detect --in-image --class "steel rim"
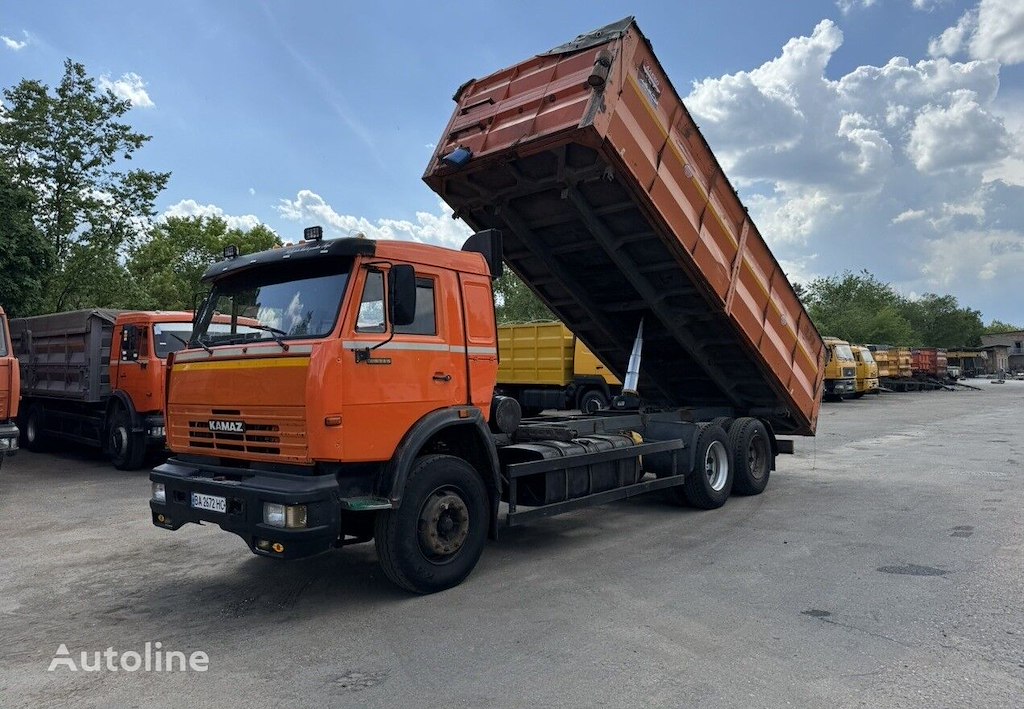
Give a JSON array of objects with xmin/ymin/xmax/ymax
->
[
  {"xmin": 747, "ymin": 433, "xmax": 768, "ymax": 479},
  {"xmin": 582, "ymin": 395, "xmax": 603, "ymax": 414},
  {"xmin": 705, "ymin": 440, "xmax": 729, "ymax": 491},
  {"xmin": 417, "ymin": 487, "xmax": 470, "ymax": 563},
  {"xmin": 110, "ymin": 426, "xmax": 128, "ymax": 457}
]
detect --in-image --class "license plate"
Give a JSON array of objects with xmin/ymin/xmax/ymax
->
[{"xmin": 191, "ymin": 492, "xmax": 226, "ymax": 513}]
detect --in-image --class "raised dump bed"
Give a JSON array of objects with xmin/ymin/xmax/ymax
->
[{"xmin": 424, "ymin": 17, "xmax": 824, "ymax": 434}]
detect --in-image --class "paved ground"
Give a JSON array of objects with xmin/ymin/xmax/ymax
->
[{"xmin": 1, "ymin": 381, "xmax": 1022, "ymax": 708}]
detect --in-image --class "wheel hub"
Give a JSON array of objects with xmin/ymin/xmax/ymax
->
[
  {"xmin": 705, "ymin": 440, "xmax": 729, "ymax": 492},
  {"xmin": 111, "ymin": 427, "xmax": 128, "ymax": 456},
  {"xmin": 418, "ymin": 490, "xmax": 470, "ymax": 558}
]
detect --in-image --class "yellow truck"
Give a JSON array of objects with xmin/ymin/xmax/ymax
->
[
  {"xmin": 869, "ymin": 345, "xmax": 891, "ymax": 379},
  {"xmin": 497, "ymin": 322, "xmax": 620, "ymax": 414},
  {"xmin": 822, "ymin": 337, "xmax": 856, "ymax": 401},
  {"xmin": 851, "ymin": 345, "xmax": 879, "ymax": 398}
]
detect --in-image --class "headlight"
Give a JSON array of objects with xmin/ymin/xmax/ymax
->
[
  {"xmin": 149, "ymin": 426, "xmax": 166, "ymax": 437},
  {"xmin": 152, "ymin": 482, "xmax": 166, "ymax": 504},
  {"xmin": 262, "ymin": 502, "xmax": 307, "ymax": 528},
  {"xmin": 0, "ymin": 437, "xmax": 14, "ymax": 451}
]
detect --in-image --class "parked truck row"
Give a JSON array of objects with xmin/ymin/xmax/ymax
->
[
  {"xmin": 7, "ymin": 310, "xmax": 200, "ymax": 469},
  {"xmin": 147, "ymin": 17, "xmax": 825, "ymax": 593}
]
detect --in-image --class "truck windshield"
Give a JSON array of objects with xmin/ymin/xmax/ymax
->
[
  {"xmin": 0, "ymin": 317, "xmax": 7, "ymax": 357},
  {"xmin": 193, "ymin": 262, "xmax": 351, "ymax": 347},
  {"xmin": 859, "ymin": 348, "xmax": 875, "ymax": 364},
  {"xmin": 834, "ymin": 344, "xmax": 855, "ymax": 361},
  {"xmin": 154, "ymin": 322, "xmax": 263, "ymax": 357}
]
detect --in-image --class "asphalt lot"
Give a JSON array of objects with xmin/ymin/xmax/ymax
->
[{"xmin": 1, "ymin": 381, "xmax": 1022, "ymax": 708}]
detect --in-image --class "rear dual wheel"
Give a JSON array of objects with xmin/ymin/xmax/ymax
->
[
  {"xmin": 728, "ymin": 417, "xmax": 771, "ymax": 496},
  {"xmin": 664, "ymin": 423, "xmax": 732, "ymax": 509}
]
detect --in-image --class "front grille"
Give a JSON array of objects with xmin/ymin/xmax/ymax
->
[
  {"xmin": 188, "ymin": 421, "xmax": 283, "ymax": 455},
  {"xmin": 170, "ymin": 404, "xmax": 308, "ymax": 462}
]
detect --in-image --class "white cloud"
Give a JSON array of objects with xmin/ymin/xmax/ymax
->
[
  {"xmin": 912, "ymin": 0, "xmax": 946, "ymax": 10},
  {"xmin": 276, "ymin": 190, "xmax": 472, "ymax": 248},
  {"xmin": 906, "ymin": 90, "xmax": 1009, "ymax": 172},
  {"xmin": 928, "ymin": 10, "xmax": 976, "ymax": 57},
  {"xmin": 836, "ymin": 0, "xmax": 876, "ymax": 15},
  {"xmin": 971, "ymin": 0, "xmax": 1024, "ymax": 64},
  {"xmin": 99, "ymin": 72, "xmax": 154, "ymax": 108},
  {"xmin": 162, "ymin": 199, "xmax": 264, "ymax": 231},
  {"xmin": 684, "ymin": 18, "xmax": 1024, "ymax": 320},
  {"xmin": 1, "ymin": 32, "xmax": 28, "ymax": 51},
  {"xmin": 930, "ymin": 0, "xmax": 1024, "ymax": 65},
  {"xmin": 248, "ymin": 187, "xmax": 256, "ymax": 196},
  {"xmin": 892, "ymin": 209, "xmax": 926, "ymax": 224}
]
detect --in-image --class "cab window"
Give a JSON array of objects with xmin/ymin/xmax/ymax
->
[
  {"xmin": 356, "ymin": 271, "xmax": 386, "ymax": 333},
  {"xmin": 395, "ymin": 279, "xmax": 436, "ymax": 336}
]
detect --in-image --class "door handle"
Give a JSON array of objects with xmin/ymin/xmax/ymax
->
[{"xmin": 432, "ymin": 373, "xmax": 452, "ymax": 382}]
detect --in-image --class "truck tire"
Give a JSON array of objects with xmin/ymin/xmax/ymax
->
[
  {"xmin": 711, "ymin": 416, "xmax": 734, "ymax": 433},
  {"xmin": 666, "ymin": 423, "xmax": 732, "ymax": 509},
  {"xmin": 374, "ymin": 454, "xmax": 489, "ymax": 594},
  {"xmin": 578, "ymin": 389, "xmax": 608, "ymax": 414},
  {"xmin": 728, "ymin": 417, "xmax": 771, "ymax": 496},
  {"xmin": 108, "ymin": 407, "xmax": 146, "ymax": 470},
  {"xmin": 22, "ymin": 403, "xmax": 47, "ymax": 452}
]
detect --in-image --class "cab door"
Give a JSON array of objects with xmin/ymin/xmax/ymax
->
[
  {"xmin": 113, "ymin": 322, "xmax": 155, "ymax": 413},
  {"xmin": 340, "ymin": 264, "xmax": 466, "ymax": 462}
]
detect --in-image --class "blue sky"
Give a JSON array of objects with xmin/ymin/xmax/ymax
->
[{"xmin": 2, "ymin": 0, "xmax": 1023, "ymax": 322}]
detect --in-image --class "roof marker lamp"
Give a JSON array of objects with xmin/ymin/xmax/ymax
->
[
  {"xmin": 223, "ymin": 244, "xmax": 239, "ymax": 260},
  {"xmin": 441, "ymin": 146, "xmax": 472, "ymax": 168},
  {"xmin": 303, "ymin": 225, "xmax": 324, "ymax": 242}
]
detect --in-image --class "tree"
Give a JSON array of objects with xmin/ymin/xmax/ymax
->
[
  {"xmin": 493, "ymin": 269, "xmax": 553, "ymax": 324},
  {"xmin": 0, "ymin": 59, "xmax": 170, "ymax": 310},
  {"xmin": 0, "ymin": 164, "xmax": 52, "ymax": 316},
  {"xmin": 803, "ymin": 270, "xmax": 915, "ymax": 344},
  {"xmin": 904, "ymin": 293, "xmax": 984, "ymax": 348},
  {"xmin": 983, "ymin": 319, "xmax": 1022, "ymax": 334},
  {"xmin": 129, "ymin": 217, "xmax": 281, "ymax": 310}
]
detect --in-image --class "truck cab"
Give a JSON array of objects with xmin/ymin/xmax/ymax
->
[
  {"xmin": 0, "ymin": 306, "xmax": 20, "ymax": 464},
  {"xmin": 850, "ymin": 345, "xmax": 879, "ymax": 398},
  {"xmin": 822, "ymin": 337, "xmax": 856, "ymax": 401},
  {"xmin": 12, "ymin": 310, "xmax": 198, "ymax": 469}
]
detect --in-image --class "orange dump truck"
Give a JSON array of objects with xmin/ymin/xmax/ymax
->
[
  {"xmin": 0, "ymin": 307, "xmax": 20, "ymax": 467},
  {"xmin": 10, "ymin": 310, "xmax": 200, "ymax": 469},
  {"xmin": 149, "ymin": 18, "xmax": 824, "ymax": 593}
]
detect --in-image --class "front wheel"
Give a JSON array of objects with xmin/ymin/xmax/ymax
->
[
  {"xmin": 374, "ymin": 454, "xmax": 489, "ymax": 594},
  {"xmin": 578, "ymin": 389, "xmax": 608, "ymax": 414},
  {"xmin": 21, "ymin": 403, "xmax": 47, "ymax": 452},
  {"xmin": 108, "ymin": 407, "xmax": 146, "ymax": 470}
]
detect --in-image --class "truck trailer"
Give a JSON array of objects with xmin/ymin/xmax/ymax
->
[
  {"xmin": 0, "ymin": 307, "xmax": 19, "ymax": 468},
  {"xmin": 149, "ymin": 17, "xmax": 825, "ymax": 594},
  {"xmin": 497, "ymin": 321, "xmax": 621, "ymax": 414},
  {"xmin": 10, "ymin": 309, "xmax": 199, "ymax": 469}
]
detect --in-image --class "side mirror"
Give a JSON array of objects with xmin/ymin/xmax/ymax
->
[
  {"xmin": 462, "ymin": 229, "xmax": 503, "ymax": 280},
  {"xmin": 388, "ymin": 264, "xmax": 417, "ymax": 327}
]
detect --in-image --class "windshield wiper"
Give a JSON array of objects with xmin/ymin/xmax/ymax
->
[
  {"xmin": 168, "ymin": 332, "xmax": 212, "ymax": 354},
  {"xmin": 248, "ymin": 324, "xmax": 291, "ymax": 351}
]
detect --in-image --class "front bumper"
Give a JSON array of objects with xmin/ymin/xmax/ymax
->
[
  {"xmin": 825, "ymin": 378, "xmax": 856, "ymax": 396},
  {"xmin": 0, "ymin": 421, "xmax": 19, "ymax": 454},
  {"xmin": 150, "ymin": 459, "xmax": 343, "ymax": 559}
]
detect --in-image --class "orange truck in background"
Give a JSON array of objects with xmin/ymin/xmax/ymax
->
[
  {"xmin": 10, "ymin": 310, "xmax": 205, "ymax": 469},
  {"xmin": 149, "ymin": 17, "xmax": 824, "ymax": 594},
  {"xmin": 0, "ymin": 307, "xmax": 20, "ymax": 468}
]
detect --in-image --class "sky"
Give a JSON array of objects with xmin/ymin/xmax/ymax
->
[{"xmin": 1, "ymin": 0, "xmax": 1022, "ymax": 323}]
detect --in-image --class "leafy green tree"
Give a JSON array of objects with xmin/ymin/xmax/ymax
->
[
  {"xmin": 0, "ymin": 59, "xmax": 170, "ymax": 310},
  {"xmin": 0, "ymin": 164, "xmax": 52, "ymax": 316},
  {"xmin": 804, "ymin": 270, "xmax": 915, "ymax": 344},
  {"xmin": 129, "ymin": 216, "xmax": 280, "ymax": 310},
  {"xmin": 904, "ymin": 293, "xmax": 984, "ymax": 348},
  {"xmin": 983, "ymin": 319, "xmax": 1022, "ymax": 334},
  {"xmin": 493, "ymin": 268, "xmax": 553, "ymax": 324}
]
